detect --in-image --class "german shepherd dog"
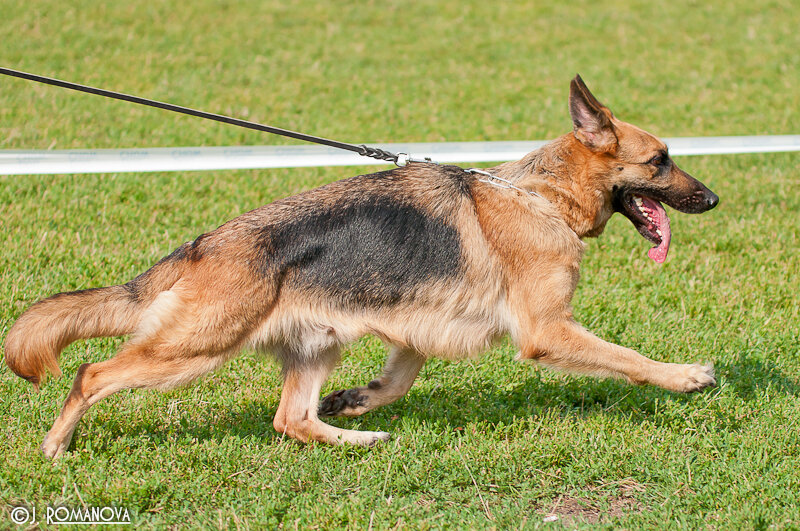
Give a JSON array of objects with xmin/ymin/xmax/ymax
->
[{"xmin": 4, "ymin": 76, "xmax": 719, "ymax": 458}]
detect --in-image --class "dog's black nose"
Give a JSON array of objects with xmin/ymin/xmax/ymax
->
[{"xmin": 706, "ymin": 192, "xmax": 719, "ymax": 209}]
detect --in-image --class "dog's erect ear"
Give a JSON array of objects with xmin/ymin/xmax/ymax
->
[{"xmin": 569, "ymin": 75, "xmax": 617, "ymax": 153}]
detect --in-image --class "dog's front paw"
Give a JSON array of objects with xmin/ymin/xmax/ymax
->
[
  {"xmin": 318, "ymin": 388, "xmax": 369, "ymax": 417},
  {"xmin": 675, "ymin": 363, "xmax": 716, "ymax": 393},
  {"xmin": 363, "ymin": 431, "xmax": 392, "ymax": 447}
]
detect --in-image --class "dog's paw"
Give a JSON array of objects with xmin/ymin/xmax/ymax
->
[
  {"xmin": 676, "ymin": 363, "xmax": 716, "ymax": 393},
  {"xmin": 40, "ymin": 436, "xmax": 67, "ymax": 460},
  {"xmin": 319, "ymin": 388, "xmax": 369, "ymax": 417},
  {"xmin": 365, "ymin": 431, "xmax": 392, "ymax": 447},
  {"xmin": 337, "ymin": 429, "xmax": 391, "ymax": 447}
]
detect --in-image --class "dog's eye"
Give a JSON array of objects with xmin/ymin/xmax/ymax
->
[{"xmin": 647, "ymin": 154, "xmax": 665, "ymax": 166}]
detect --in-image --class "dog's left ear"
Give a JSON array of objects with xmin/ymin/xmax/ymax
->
[{"xmin": 569, "ymin": 75, "xmax": 618, "ymax": 153}]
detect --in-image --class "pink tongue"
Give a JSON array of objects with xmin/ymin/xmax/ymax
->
[{"xmin": 639, "ymin": 196, "xmax": 671, "ymax": 264}]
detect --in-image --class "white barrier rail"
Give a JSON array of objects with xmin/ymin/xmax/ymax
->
[{"xmin": 1, "ymin": 135, "xmax": 798, "ymax": 175}]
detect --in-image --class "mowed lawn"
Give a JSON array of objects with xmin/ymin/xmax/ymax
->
[{"xmin": 1, "ymin": 0, "xmax": 799, "ymax": 528}]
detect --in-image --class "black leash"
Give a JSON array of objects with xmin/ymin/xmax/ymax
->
[{"xmin": 0, "ymin": 67, "xmax": 422, "ymax": 166}]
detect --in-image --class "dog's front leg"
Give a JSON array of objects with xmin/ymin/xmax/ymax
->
[
  {"xmin": 519, "ymin": 320, "xmax": 715, "ymax": 392},
  {"xmin": 318, "ymin": 347, "xmax": 425, "ymax": 417}
]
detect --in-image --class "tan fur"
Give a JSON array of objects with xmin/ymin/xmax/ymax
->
[{"xmin": 4, "ymin": 76, "xmax": 718, "ymax": 459}]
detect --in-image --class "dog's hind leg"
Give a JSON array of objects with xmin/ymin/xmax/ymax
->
[
  {"xmin": 40, "ymin": 284, "xmax": 258, "ymax": 459},
  {"xmin": 318, "ymin": 347, "xmax": 425, "ymax": 418},
  {"xmin": 273, "ymin": 347, "xmax": 392, "ymax": 446},
  {"xmin": 519, "ymin": 320, "xmax": 716, "ymax": 393},
  {"xmin": 40, "ymin": 339, "xmax": 233, "ymax": 459}
]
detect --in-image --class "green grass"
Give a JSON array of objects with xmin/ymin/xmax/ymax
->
[{"xmin": 1, "ymin": 0, "xmax": 799, "ymax": 529}]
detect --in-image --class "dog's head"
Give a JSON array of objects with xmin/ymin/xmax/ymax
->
[{"xmin": 569, "ymin": 75, "xmax": 718, "ymax": 263}]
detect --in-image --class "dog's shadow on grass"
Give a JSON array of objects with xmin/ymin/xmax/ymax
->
[
  {"xmin": 716, "ymin": 356, "xmax": 799, "ymax": 400},
  {"xmin": 324, "ymin": 356, "xmax": 800, "ymax": 437},
  {"xmin": 101, "ymin": 355, "xmax": 798, "ymax": 449},
  {"xmin": 89, "ymin": 395, "xmax": 285, "ymax": 452}
]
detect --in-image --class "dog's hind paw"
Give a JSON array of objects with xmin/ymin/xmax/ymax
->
[
  {"xmin": 336, "ymin": 429, "xmax": 391, "ymax": 447},
  {"xmin": 40, "ymin": 436, "xmax": 68, "ymax": 460}
]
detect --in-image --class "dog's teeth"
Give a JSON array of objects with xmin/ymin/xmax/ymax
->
[
  {"xmin": 634, "ymin": 197, "xmax": 643, "ymax": 206},
  {"xmin": 656, "ymin": 228, "xmax": 662, "ymax": 236}
]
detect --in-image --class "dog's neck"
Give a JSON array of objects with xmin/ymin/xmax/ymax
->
[{"xmin": 489, "ymin": 134, "xmax": 615, "ymax": 239}]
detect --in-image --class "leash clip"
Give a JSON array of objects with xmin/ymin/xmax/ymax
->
[{"xmin": 395, "ymin": 153, "xmax": 435, "ymax": 167}]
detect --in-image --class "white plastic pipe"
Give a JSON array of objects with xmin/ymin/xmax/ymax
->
[{"xmin": 1, "ymin": 135, "xmax": 798, "ymax": 175}]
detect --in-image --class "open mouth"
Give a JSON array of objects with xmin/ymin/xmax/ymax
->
[{"xmin": 625, "ymin": 194, "xmax": 672, "ymax": 264}]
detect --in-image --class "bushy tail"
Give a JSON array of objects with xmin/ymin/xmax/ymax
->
[{"xmin": 3, "ymin": 252, "xmax": 188, "ymax": 389}]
